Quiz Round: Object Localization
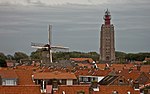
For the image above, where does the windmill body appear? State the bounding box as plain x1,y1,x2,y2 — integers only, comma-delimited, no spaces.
31,25,69,64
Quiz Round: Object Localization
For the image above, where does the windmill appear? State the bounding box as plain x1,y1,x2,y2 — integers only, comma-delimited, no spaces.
31,25,69,64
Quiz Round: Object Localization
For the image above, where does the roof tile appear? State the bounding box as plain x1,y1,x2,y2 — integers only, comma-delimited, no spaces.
34,71,77,79
0,85,41,94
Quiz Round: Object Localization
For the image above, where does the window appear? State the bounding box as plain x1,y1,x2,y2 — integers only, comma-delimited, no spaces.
106,56,110,60
88,77,91,82
4,80,16,86
92,77,98,82
83,77,88,82
119,80,123,84
93,77,95,81
79,77,83,82
67,79,73,85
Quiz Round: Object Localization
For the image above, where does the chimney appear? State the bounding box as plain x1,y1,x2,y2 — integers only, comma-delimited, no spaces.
90,81,99,92
137,65,141,71
133,80,139,91
105,63,110,70
91,81,98,88
89,87,93,94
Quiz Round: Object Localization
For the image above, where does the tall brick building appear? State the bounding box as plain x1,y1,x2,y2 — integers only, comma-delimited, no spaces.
100,9,115,63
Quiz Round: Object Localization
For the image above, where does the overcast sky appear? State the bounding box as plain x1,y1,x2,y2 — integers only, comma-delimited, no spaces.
0,0,150,55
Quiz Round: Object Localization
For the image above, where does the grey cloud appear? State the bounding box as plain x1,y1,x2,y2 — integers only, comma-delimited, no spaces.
0,1,150,55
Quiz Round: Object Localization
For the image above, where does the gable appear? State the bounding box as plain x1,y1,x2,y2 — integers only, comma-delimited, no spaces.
137,72,150,84
109,75,129,85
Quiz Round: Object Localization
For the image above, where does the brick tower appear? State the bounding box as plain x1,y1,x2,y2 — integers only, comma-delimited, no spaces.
100,9,115,63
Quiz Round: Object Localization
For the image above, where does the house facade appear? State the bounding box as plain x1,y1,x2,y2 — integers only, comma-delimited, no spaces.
0,70,18,86
33,71,77,93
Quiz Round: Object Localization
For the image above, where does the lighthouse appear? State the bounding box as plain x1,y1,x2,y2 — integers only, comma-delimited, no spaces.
100,9,115,63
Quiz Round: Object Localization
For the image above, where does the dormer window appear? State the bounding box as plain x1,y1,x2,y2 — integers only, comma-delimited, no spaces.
119,80,123,84
2,79,17,86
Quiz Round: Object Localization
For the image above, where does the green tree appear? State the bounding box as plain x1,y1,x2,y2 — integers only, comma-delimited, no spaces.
115,51,127,63
6,54,14,60
52,51,99,61
115,51,126,58
30,50,42,59
0,58,7,67
87,52,99,61
125,52,150,61
0,52,6,60
14,52,29,62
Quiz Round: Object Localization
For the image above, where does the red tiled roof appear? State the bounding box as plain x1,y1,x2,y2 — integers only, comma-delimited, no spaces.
77,63,92,68
97,64,106,69
34,71,77,79
16,65,38,71
74,69,110,77
0,68,35,85
15,69,35,85
97,64,135,71
54,85,140,94
0,85,41,94
54,85,90,94
0,69,18,79
119,69,141,81
70,58,94,63
140,65,150,73
110,64,135,71
92,69,110,76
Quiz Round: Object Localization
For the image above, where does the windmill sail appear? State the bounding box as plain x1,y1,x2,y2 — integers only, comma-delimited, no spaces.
31,42,48,49
48,25,53,63
31,25,69,65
